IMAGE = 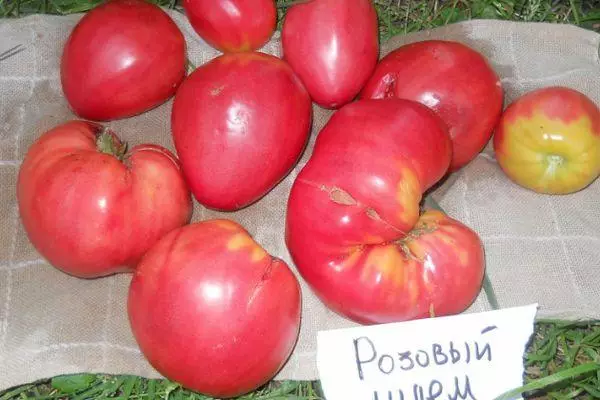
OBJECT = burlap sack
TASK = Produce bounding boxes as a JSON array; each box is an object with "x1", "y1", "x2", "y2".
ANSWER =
[{"x1": 1, "y1": 11, "x2": 599, "y2": 390}]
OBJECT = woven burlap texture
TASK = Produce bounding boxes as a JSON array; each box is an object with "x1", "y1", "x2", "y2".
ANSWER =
[{"x1": 1, "y1": 12, "x2": 599, "y2": 389}]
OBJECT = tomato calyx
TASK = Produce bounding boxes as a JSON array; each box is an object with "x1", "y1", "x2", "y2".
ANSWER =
[
  {"x1": 545, "y1": 153, "x2": 566, "y2": 171},
  {"x1": 95, "y1": 128, "x2": 128, "y2": 162}
]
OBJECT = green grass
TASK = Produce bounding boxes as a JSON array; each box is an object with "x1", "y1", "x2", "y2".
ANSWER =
[
  {"x1": 0, "y1": 0, "x2": 599, "y2": 37},
  {"x1": 1, "y1": 0, "x2": 599, "y2": 398}
]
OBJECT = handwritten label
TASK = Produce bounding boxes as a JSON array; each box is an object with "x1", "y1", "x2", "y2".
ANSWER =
[{"x1": 317, "y1": 304, "x2": 538, "y2": 400}]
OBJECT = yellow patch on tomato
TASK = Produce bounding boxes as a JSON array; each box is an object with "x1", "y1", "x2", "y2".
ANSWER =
[
  {"x1": 407, "y1": 276, "x2": 420, "y2": 308},
  {"x1": 363, "y1": 233, "x2": 385, "y2": 244},
  {"x1": 457, "y1": 249, "x2": 469, "y2": 267},
  {"x1": 406, "y1": 240, "x2": 425, "y2": 260},
  {"x1": 499, "y1": 112, "x2": 600, "y2": 194},
  {"x1": 428, "y1": 229, "x2": 470, "y2": 267},
  {"x1": 360, "y1": 245, "x2": 406, "y2": 289},
  {"x1": 214, "y1": 219, "x2": 242, "y2": 232},
  {"x1": 395, "y1": 166, "x2": 421, "y2": 228},
  {"x1": 415, "y1": 209, "x2": 445, "y2": 227},
  {"x1": 404, "y1": 241, "x2": 436, "y2": 297},
  {"x1": 342, "y1": 247, "x2": 363, "y2": 269},
  {"x1": 227, "y1": 233, "x2": 267, "y2": 262}
]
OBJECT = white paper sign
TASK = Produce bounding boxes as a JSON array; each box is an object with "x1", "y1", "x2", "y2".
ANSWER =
[{"x1": 317, "y1": 304, "x2": 538, "y2": 400}]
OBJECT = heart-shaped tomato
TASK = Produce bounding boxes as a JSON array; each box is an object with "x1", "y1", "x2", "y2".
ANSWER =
[{"x1": 171, "y1": 52, "x2": 312, "y2": 211}]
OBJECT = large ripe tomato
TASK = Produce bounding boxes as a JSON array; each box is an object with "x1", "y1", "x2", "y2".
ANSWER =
[
  {"x1": 61, "y1": 0, "x2": 186, "y2": 121},
  {"x1": 286, "y1": 99, "x2": 485, "y2": 325},
  {"x1": 17, "y1": 121, "x2": 192, "y2": 278},
  {"x1": 171, "y1": 52, "x2": 312, "y2": 211},
  {"x1": 182, "y1": 0, "x2": 276, "y2": 53},
  {"x1": 494, "y1": 86, "x2": 600, "y2": 194},
  {"x1": 282, "y1": 0, "x2": 379, "y2": 109},
  {"x1": 128, "y1": 219, "x2": 301, "y2": 398},
  {"x1": 361, "y1": 40, "x2": 503, "y2": 171}
]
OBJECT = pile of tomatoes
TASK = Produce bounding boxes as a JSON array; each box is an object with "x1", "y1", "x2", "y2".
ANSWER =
[{"x1": 15, "y1": 0, "x2": 600, "y2": 397}]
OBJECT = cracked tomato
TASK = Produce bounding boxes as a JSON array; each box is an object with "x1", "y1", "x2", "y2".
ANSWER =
[
  {"x1": 182, "y1": 0, "x2": 276, "y2": 53},
  {"x1": 493, "y1": 86, "x2": 600, "y2": 194},
  {"x1": 17, "y1": 121, "x2": 192, "y2": 278},
  {"x1": 285, "y1": 99, "x2": 485, "y2": 325},
  {"x1": 361, "y1": 40, "x2": 503, "y2": 171},
  {"x1": 128, "y1": 219, "x2": 301, "y2": 398},
  {"x1": 281, "y1": 0, "x2": 379, "y2": 109},
  {"x1": 61, "y1": 0, "x2": 186, "y2": 121}
]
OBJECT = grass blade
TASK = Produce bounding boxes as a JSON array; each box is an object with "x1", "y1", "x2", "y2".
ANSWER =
[
  {"x1": 495, "y1": 362, "x2": 600, "y2": 400},
  {"x1": 482, "y1": 271, "x2": 500, "y2": 310}
]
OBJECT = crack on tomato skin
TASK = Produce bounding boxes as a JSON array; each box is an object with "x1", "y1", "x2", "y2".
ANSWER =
[
  {"x1": 429, "y1": 303, "x2": 436, "y2": 318},
  {"x1": 247, "y1": 256, "x2": 279, "y2": 309},
  {"x1": 329, "y1": 186, "x2": 357, "y2": 206},
  {"x1": 382, "y1": 73, "x2": 398, "y2": 98},
  {"x1": 261, "y1": 256, "x2": 279, "y2": 281},
  {"x1": 394, "y1": 241, "x2": 420, "y2": 262},
  {"x1": 365, "y1": 207, "x2": 406, "y2": 235},
  {"x1": 392, "y1": 221, "x2": 439, "y2": 262},
  {"x1": 297, "y1": 178, "x2": 410, "y2": 238},
  {"x1": 404, "y1": 221, "x2": 438, "y2": 240}
]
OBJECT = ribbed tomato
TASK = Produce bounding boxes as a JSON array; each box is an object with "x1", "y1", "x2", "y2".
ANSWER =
[
  {"x1": 285, "y1": 99, "x2": 485, "y2": 324},
  {"x1": 17, "y1": 121, "x2": 192, "y2": 278}
]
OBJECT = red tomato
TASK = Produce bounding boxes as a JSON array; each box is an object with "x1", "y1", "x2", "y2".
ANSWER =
[
  {"x1": 282, "y1": 0, "x2": 379, "y2": 109},
  {"x1": 128, "y1": 219, "x2": 301, "y2": 398},
  {"x1": 494, "y1": 86, "x2": 600, "y2": 194},
  {"x1": 17, "y1": 121, "x2": 192, "y2": 278},
  {"x1": 182, "y1": 0, "x2": 276, "y2": 53},
  {"x1": 361, "y1": 40, "x2": 504, "y2": 171},
  {"x1": 171, "y1": 52, "x2": 312, "y2": 211},
  {"x1": 61, "y1": 0, "x2": 186, "y2": 121},
  {"x1": 286, "y1": 99, "x2": 484, "y2": 324}
]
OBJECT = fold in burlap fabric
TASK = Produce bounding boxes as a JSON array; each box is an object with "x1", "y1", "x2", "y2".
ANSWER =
[{"x1": 1, "y1": 11, "x2": 599, "y2": 390}]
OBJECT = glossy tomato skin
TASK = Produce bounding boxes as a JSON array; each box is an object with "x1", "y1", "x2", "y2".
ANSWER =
[
  {"x1": 61, "y1": 0, "x2": 186, "y2": 121},
  {"x1": 286, "y1": 99, "x2": 484, "y2": 325},
  {"x1": 361, "y1": 40, "x2": 503, "y2": 171},
  {"x1": 182, "y1": 0, "x2": 276, "y2": 53},
  {"x1": 171, "y1": 52, "x2": 312, "y2": 211},
  {"x1": 17, "y1": 121, "x2": 192, "y2": 278},
  {"x1": 494, "y1": 87, "x2": 600, "y2": 194},
  {"x1": 282, "y1": 0, "x2": 379, "y2": 109},
  {"x1": 128, "y1": 219, "x2": 301, "y2": 398}
]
